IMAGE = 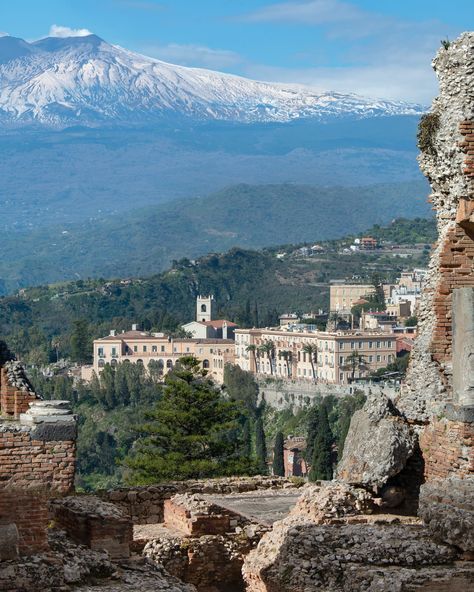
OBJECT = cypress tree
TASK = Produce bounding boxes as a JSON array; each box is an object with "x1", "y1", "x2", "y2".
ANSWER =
[
  {"x1": 272, "y1": 431, "x2": 285, "y2": 476},
  {"x1": 241, "y1": 416, "x2": 252, "y2": 458},
  {"x1": 306, "y1": 405, "x2": 320, "y2": 463},
  {"x1": 70, "y1": 319, "x2": 91, "y2": 364},
  {"x1": 255, "y1": 416, "x2": 267, "y2": 474},
  {"x1": 309, "y1": 406, "x2": 334, "y2": 481}
]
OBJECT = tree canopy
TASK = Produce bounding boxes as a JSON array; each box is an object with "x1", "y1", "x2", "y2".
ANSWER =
[{"x1": 124, "y1": 356, "x2": 257, "y2": 483}]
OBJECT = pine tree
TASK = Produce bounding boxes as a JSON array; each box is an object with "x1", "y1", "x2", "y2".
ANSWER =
[
  {"x1": 309, "y1": 406, "x2": 334, "y2": 481},
  {"x1": 125, "y1": 356, "x2": 255, "y2": 483},
  {"x1": 272, "y1": 431, "x2": 285, "y2": 476},
  {"x1": 255, "y1": 416, "x2": 267, "y2": 474}
]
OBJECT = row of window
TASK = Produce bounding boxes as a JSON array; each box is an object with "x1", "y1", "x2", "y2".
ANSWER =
[{"x1": 98, "y1": 345, "x2": 219, "y2": 357}]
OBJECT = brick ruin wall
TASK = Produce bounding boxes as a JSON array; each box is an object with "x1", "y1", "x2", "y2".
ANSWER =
[
  {"x1": 0, "y1": 367, "x2": 37, "y2": 419},
  {"x1": 101, "y1": 476, "x2": 298, "y2": 524},
  {"x1": 0, "y1": 355, "x2": 77, "y2": 558},
  {"x1": 398, "y1": 35, "x2": 474, "y2": 484},
  {"x1": 420, "y1": 418, "x2": 474, "y2": 480},
  {"x1": 0, "y1": 424, "x2": 75, "y2": 493},
  {"x1": 0, "y1": 490, "x2": 49, "y2": 556}
]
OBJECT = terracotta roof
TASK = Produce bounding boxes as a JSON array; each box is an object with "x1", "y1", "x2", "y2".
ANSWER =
[
  {"x1": 284, "y1": 437, "x2": 307, "y2": 451},
  {"x1": 200, "y1": 320, "x2": 238, "y2": 328}
]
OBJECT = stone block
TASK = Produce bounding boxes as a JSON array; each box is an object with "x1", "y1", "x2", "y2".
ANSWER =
[
  {"x1": 0, "y1": 523, "x2": 19, "y2": 560},
  {"x1": 452, "y1": 287, "x2": 474, "y2": 407},
  {"x1": 50, "y1": 495, "x2": 133, "y2": 560},
  {"x1": 336, "y1": 393, "x2": 416, "y2": 488},
  {"x1": 418, "y1": 477, "x2": 474, "y2": 555}
]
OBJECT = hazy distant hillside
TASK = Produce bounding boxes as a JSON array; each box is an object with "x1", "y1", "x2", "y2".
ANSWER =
[
  {"x1": 0, "y1": 34, "x2": 426, "y2": 245},
  {"x1": 0, "y1": 181, "x2": 431, "y2": 294},
  {"x1": 0, "y1": 116, "x2": 423, "y2": 233}
]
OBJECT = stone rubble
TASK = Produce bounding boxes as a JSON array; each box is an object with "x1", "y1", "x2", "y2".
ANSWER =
[{"x1": 3, "y1": 360, "x2": 36, "y2": 396}]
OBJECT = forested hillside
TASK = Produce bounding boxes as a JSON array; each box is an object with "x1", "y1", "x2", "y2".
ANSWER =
[
  {"x1": 0, "y1": 181, "x2": 430, "y2": 294},
  {"x1": 0, "y1": 217, "x2": 436, "y2": 365}
]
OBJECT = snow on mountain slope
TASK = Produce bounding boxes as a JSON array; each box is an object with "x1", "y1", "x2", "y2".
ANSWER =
[{"x1": 0, "y1": 34, "x2": 425, "y2": 127}]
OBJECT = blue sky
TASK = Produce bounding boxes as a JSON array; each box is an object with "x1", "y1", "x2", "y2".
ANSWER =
[{"x1": 1, "y1": 0, "x2": 472, "y2": 102}]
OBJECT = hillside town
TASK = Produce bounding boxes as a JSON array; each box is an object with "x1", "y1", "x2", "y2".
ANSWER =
[{"x1": 84, "y1": 269, "x2": 424, "y2": 387}]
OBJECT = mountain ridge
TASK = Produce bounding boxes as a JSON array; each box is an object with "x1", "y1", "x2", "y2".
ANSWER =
[
  {"x1": 0, "y1": 34, "x2": 425, "y2": 127},
  {"x1": 0, "y1": 181, "x2": 431, "y2": 295}
]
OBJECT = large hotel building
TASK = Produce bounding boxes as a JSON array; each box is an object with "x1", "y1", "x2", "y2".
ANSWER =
[{"x1": 235, "y1": 328, "x2": 397, "y2": 384}]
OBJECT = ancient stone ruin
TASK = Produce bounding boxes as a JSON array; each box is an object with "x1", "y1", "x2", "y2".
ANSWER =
[{"x1": 242, "y1": 32, "x2": 474, "y2": 591}]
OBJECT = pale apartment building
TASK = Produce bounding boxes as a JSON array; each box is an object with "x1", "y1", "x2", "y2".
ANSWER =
[
  {"x1": 329, "y1": 281, "x2": 375, "y2": 313},
  {"x1": 235, "y1": 327, "x2": 396, "y2": 385},
  {"x1": 86, "y1": 320, "x2": 234, "y2": 384}
]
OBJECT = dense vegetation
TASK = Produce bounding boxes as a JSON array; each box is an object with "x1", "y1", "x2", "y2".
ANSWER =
[
  {"x1": 125, "y1": 357, "x2": 258, "y2": 484},
  {"x1": 0, "y1": 217, "x2": 435, "y2": 364},
  {"x1": 29, "y1": 356, "x2": 366, "y2": 489},
  {"x1": 0, "y1": 181, "x2": 430, "y2": 294}
]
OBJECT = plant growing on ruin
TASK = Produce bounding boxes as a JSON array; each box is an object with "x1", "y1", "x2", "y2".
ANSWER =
[{"x1": 417, "y1": 112, "x2": 440, "y2": 154}]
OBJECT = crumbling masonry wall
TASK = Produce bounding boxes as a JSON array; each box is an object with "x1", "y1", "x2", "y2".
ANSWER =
[
  {"x1": 400, "y1": 34, "x2": 474, "y2": 425},
  {"x1": 0, "y1": 422, "x2": 75, "y2": 492},
  {"x1": 0, "y1": 392, "x2": 77, "y2": 558}
]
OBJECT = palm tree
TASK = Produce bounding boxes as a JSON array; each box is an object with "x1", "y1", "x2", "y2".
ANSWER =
[
  {"x1": 341, "y1": 350, "x2": 368, "y2": 383},
  {"x1": 246, "y1": 344, "x2": 258, "y2": 372},
  {"x1": 279, "y1": 350, "x2": 293, "y2": 378},
  {"x1": 302, "y1": 343, "x2": 318, "y2": 382},
  {"x1": 259, "y1": 341, "x2": 275, "y2": 375}
]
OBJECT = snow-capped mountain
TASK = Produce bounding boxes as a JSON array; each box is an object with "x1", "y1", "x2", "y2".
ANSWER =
[{"x1": 0, "y1": 34, "x2": 425, "y2": 127}]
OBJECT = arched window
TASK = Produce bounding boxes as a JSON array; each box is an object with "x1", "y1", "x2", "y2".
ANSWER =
[
  {"x1": 137, "y1": 359, "x2": 144, "y2": 365},
  {"x1": 110, "y1": 359, "x2": 118, "y2": 367},
  {"x1": 203, "y1": 359, "x2": 210, "y2": 369},
  {"x1": 98, "y1": 359, "x2": 105, "y2": 368},
  {"x1": 201, "y1": 304, "x2": 207, "y2": 312},
  {"x1": 123, "y1": 359, "x2": 131, "y2": 364},
  {"x1": 166, "y1": 359, "x2": 173, "y2": 369}
]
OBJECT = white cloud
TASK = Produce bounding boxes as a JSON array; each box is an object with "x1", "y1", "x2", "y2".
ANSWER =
[
  {"x1": 49, "y1": 25, "x2": 93, "y2": 38},
  {"x1": 142, "y1": 43, "x2": 243, "y2": 69},
  {"x1": 244, "y1": 62, "x2": 437, "y2": 104},
  {"x1": 0, "y1": 32, "x2": 9, "y2": 37}
]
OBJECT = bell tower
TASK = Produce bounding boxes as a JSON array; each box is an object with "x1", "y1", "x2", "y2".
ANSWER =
[{"x1": 196, "y1": 295, "x2": 215, "y2": 322}]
